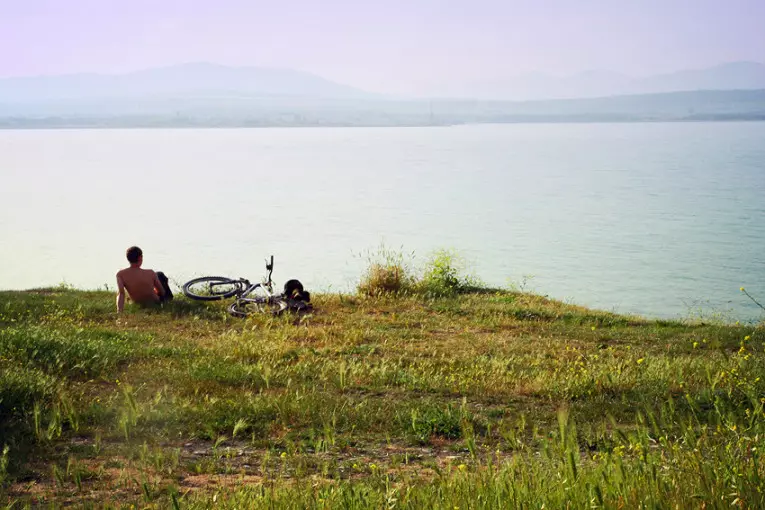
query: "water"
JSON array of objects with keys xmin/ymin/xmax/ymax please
[{"xmin": 1, "ymin": 123, "xmax": 764, "ymax": 321}]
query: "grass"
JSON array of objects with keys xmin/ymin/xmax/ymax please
[
  {"xmin": 356, "ymin": 244, "xmax": 417, "ymax": 296},
  {"xmin": 357, "ymin": 246, "xmax": 483, "ymax": 297},
  {"xmin": 0, "ymin": 278, "xmax": 764, "ymax": 508}
]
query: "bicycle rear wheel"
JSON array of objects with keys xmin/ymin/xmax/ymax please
[
  {"xmin": 229, "ymin": 297, "xmax": 288, "ymax": 317},
  {"xmin": 183, "ymin": 277, "xmax": 242, "ymax": 301}
]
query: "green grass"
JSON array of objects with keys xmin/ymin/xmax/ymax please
[{"xmin": 0, "ymin": 285, "xmax": 763, "ymax": 508}]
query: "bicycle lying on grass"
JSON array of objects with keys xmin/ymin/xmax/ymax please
[{"xmin": 182, "ymin": 256, "xmax": 311, "ymax": 317}]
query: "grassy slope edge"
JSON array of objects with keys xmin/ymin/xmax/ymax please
[{"xmin": 1, "ymin": 288, "xmax": 764, "ymax": 508}]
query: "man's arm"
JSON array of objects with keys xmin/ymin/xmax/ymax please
[
  {"xmin": 116, "ymin": 273, "xmax": 126, "ymax": 313},
  {"xmin": 152, "ymin": 271, "xmax": 165, "ymax": 298}
]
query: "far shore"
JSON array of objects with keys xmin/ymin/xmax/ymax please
[{"xmin": 2, "ymin": 115, "xmax": 765, "ymax": 130}]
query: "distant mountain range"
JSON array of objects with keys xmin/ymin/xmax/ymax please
[
  {"xmin": 0, "ymin": 62, "xmax": 375, "ymax": 104},
  {"xmin": 1, "ymin": 61, "xmax": 765, "ymax": 105},
  {"xmin": 444, "ymin": 61, "xmax": 765, "ymax": 100},
  {"xmin": 1, "ymin": 62, "xmax": 764, "ymax": 127}
]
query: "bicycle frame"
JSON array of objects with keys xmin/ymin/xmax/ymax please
[
  {"xmin": 185, "ymin": 255, "xmax": 302, "ymax": 317},
  {"xmin": 236, "ymin": 256, "xmax": 276, "ymax": 301},
  {"xmin": 198, "ymin": 256, "xmax": 275, "ymax": 299}
]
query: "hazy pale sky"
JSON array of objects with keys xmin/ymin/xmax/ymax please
[{"xmin": 1, "ymin": 0, "xmax": 763, "ymax": 94}]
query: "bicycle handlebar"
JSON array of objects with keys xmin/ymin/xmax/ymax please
[{"xmin": 264, "ymin": 256, "xmax": 274, "ymax": 289}]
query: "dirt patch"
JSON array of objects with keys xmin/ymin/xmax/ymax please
[{"xmin": 181, "ymin": 473, "xmax": 264, "ymax": 490}]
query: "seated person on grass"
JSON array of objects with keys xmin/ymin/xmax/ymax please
[{"xmin": 116, "ymin": 246, "xmax": 172, "ymax": 312}]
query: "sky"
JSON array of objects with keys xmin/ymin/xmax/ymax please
[{"xmin": 1, "ymin": 0, "xmax": 763, "ymax": 95}]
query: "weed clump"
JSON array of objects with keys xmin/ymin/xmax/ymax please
[
  {"xmin": 418, "ymin": 249, "xmax": 481, "ymax": 297},
  {"xmin": 358, "ymin": 264, "xmax": 409, "ymax": 296},
  {"xmin": 400, "ymin": 403, "xmax": 470, "ymax": 444},
  {"xmin": 357, "ymin": 245, "xmax": 416, "ymax": 296},
  {"xmin": 358, "ymin": 245, "xmax": 481, "ymax": 297}
]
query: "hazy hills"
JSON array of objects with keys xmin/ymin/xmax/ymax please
[
  {"xmin": 1, "ymin": 62, "xmax": 764, "ymax": 127},
  {"xmin": 2, "ymin": 61, "xmax": 764, "ymax": 104},
  {"xmin": 447, "ymin": 61, "xmax": 765, "ymax": 100},
  {"xmin": 0, "ymin": 62, "xmax": 375, "ymax": 104}
]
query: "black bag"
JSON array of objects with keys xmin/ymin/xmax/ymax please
[
  {"xmin": 281, "ymin": 279, "xmax": 312, "ymax": 314},
  {"xmin": 283, "ymin": 279, "xmax": 310, "ymax": 302}
]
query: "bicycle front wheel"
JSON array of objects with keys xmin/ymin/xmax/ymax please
[
  {"xmin": 183, "ymin": 276, "xmax": 242, "ymax": 301},
  {"xmin": 229, "ymin": 297, "xmax": 288, "ymax": 318}
]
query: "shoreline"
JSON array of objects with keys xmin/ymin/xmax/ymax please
[{"xmin": 2, "ymin": 117, "xmax": 765, "ymax": 130}]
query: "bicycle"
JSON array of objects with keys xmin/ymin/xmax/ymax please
[{"xmin": 182, "ymin": 255, "xmax": 291, "ymax": 317}]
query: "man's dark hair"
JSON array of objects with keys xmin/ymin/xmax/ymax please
[{"xmin": 126, "ymin": 246, "xmax": 143, "ymax": 264}]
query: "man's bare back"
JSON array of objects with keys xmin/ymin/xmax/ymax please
[
  {"xmin": 116, "ymin": 246, "xmax": 171, "ymax": 312},
  {"xmin": 117, "ymin": 267, "xmax": 163, "ymax": 305}
]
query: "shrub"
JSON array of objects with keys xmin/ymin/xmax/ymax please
[
  {"xmin": 418, "ymin": 249, "xmax": 481, "ymax": 297},
  {"xmin": 358, "ymin": 246, "xmax": 485, "ymax": 297},
  {"xmin": 357, "ymin": 245, "xmax": 416, "ymax": 296}
]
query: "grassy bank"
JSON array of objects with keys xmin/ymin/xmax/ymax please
[{"xmin": 1, "ymin": 282, "xmax": 764, "ymax": 508}]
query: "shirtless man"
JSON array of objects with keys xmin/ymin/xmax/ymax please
[{"xmin": 116, "ymin": 246, "xmax": 172, "ymax": 312}]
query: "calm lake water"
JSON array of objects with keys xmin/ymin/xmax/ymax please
[{"xmin": 1, "ymin": 123, "xmax": 764, "ymax": 321}]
